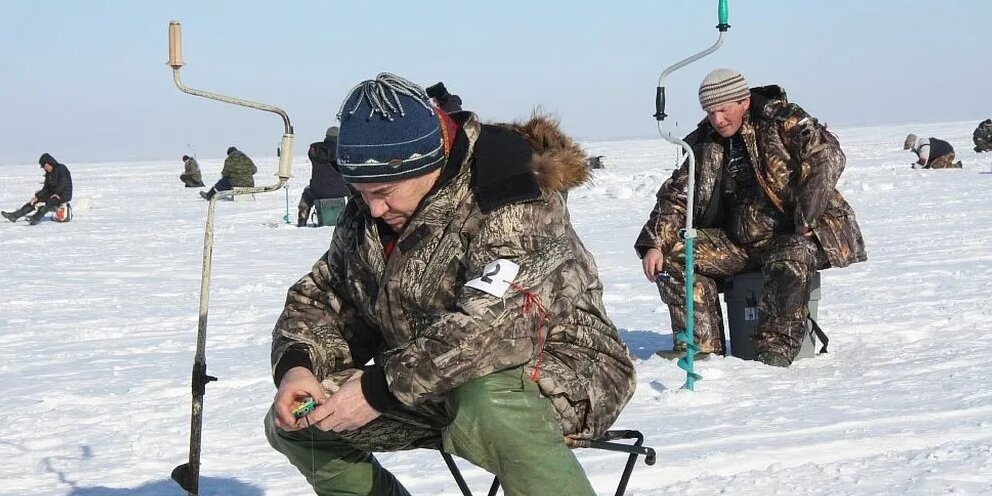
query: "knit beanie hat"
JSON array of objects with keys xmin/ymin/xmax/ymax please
[
  {"xmin": 226, "ymin": 146, "xmax": 237, "ymax": 156},
  {"xmin": 904, "ymin": 134, "xmax": 917, "ymax": 150},
  {"xmin": 336, "ymin": 73, "xmax": 445, "ymax": 184},
  {"xmin": 325, "ymin": 126, "xmax": 339, "ymax": 139},
  {"xmin": 698, "ymin": 68, "xmax": 750, "ymax": 112}
]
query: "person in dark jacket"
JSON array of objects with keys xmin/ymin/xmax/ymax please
[
  {"xmin": 904, "ymin": 134, "xmax": 963, "ymax": 169},
  {"xmin": 180, "ymin": 155, "xmax": 204, "ymax": 188},
  {"xmin": 200, "ymin": 146, "xmax": 258, "ymax": 200},
  {"xmin": 297, "ymin": 127, "xmax": 350, "ymax": 226},
  {"xmin": 2, "ymin": 153, "xmax": 74, "ymax": 225}
]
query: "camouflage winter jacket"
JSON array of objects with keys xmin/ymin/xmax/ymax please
[
  {"xmin": 272, "ymin": 114, "xmax": 635, "ymax": 439},
  {"xmin": 973, "ymin": 119, "xmax": 992, "ymax": 153},
  {"xmin": 221, "ymin": 150, "xmax": 257, "ymax": 187},
  {"xmin": 635, "ymin": 85, "xmax": 867, "ymax": 269},
  {"xmin": 182, "ymin": 157, "xmax": 202, "ymax": 183}
]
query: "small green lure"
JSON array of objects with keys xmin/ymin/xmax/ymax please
[{"xmin": 291, "ymin": 397, "xmax": 317, "ymax": 419}]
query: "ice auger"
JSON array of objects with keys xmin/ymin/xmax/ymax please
[
  {"xmin": 166, "ymin": 21, "xmax": 294, "ymax": 496},
  {"xmin": 653, "ymin": 0, "xmax": 730, "ymax": 391}
]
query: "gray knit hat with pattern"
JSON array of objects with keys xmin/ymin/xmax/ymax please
[{"xmin": 698, "ymin": 68, "xmax": 750, "ymax": 112}]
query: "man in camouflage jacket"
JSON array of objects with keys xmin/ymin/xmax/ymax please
[
  {"xmin": 200, "ymin": 146, "xmax": 258, "ymax": 200},
  {"xmin": 266, "ymin": 74, "xmax": 634, "ymax": 496},
  {"xmin": 635, "ymin": 68, "xmax": 866, "ymax": 367}
]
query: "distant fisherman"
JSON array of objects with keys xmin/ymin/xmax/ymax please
[
  {"xmin": 972, "ymin": 119, "xmax": 992, "ymax": 153},
  {"xmin": 296, "ymin": 127, "xmax": 349, "ymax": 227},
  {"xmin": 2, "ymin": 153, "xmax": 74, "ymax": 225},
  {"xmin": 180, "ymin": 154, "xmax": 204, "ymax": 188},
  {"xmin": 904, "ymin": 134, "xmax": 963, "ymax": 169},
  {"xmin": 200, "ymin": 146, "xmax": 257, "ymax": 200}
]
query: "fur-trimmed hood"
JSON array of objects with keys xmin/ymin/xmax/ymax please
[
  {"xmin": 505, "ymin": 115, "xmax": 590, "ymax": 191},
  {"xmin": 466, "ymin": 114, "xmax": 590, "ymax": 214}
]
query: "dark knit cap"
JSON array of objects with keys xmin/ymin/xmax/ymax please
[
  {"xmin": 38, "ymin": 153, "xmax": 56, "ymax": 168},
  {"xmin": 335, "ymin": 73, "xmax": 444, "ymax": 184},
  {"xmin": 226, "ymin": 146, "xmax": 237, "ymax": 156}
]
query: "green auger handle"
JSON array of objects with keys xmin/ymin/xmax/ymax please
[{"xmin": 718, "ymin": 0, "xmax": 729, "ymax": 30}]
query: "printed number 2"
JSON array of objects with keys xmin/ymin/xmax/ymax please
[
  {"xmin": 466, "ymin": 259, "xmax": 519, "ymax": 297},
  {"xmin": 480, "ymin": 263, "xmax": 501, "ymax": 284}
]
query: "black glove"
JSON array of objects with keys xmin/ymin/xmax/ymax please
[{"xmin": 975, "ymin": 146, "xmax": 985, "ymax": 153}]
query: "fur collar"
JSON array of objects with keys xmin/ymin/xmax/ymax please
[{"xmin": 472, "ymin": 115, "xmax": 589, "ymax": 213}]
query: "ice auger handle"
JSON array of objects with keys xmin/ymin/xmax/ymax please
[
  {"xmin": 168, "ymin": 21, "xmax": 183, "ymax": 69},
  {"xmin": 654, "ymin": 87, "xmax": 667, "ymax": 121}
]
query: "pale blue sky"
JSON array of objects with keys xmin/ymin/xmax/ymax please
[{"xmin": 1, "ymin": 0, "xmax": 989, "ymax": 165}]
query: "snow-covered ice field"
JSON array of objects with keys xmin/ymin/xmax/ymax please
[{"xmin": 2, "ymin": 120, "xmax": 991, "ymax": 495}]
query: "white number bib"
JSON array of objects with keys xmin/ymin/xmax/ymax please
[{"xmin": 465, "ymin": 259, "xmax": 520, "ymax": 297}]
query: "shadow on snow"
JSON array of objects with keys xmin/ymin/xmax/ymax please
[
  {"xmin": 618, "ymin": 328, "xmax": 672, "ymax": 360},
  {"xmin": 66, "ymin": 477, "xmax": 264, "ymax": 496}
]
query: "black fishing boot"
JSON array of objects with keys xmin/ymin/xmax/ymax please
[
  {"xmin": 28, "ymin": 204, "xmax": 54, "ymax": 225},
  {"xmin": 2, "ymin": 203, "xmax": 35, "ymax": 222}
]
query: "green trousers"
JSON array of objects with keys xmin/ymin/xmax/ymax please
[{"xmin": 265, "ymin": 368, "xmax": 595, "ymax": 496}]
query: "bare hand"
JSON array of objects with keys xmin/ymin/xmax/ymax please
[
  {"xmin": 314, "ymin": 371, "xmax": 381, "ymax": 432},
  {"xmin": 641, "ymin": 248, "xmax": 664, "ymax": 282},
  {"xmin": 272, "ymin": 366, "xmax": 327, "ymax": 431}
]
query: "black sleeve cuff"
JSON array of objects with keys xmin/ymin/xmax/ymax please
[
  {"xmin": 273, "ymin": 346, "xmax": 313, "ymax": 387},
  {"xmin": 361, "ymin": 365, "xmax": 404, "ymax": 413}
]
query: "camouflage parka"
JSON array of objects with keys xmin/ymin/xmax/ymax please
[
  {"xmin": 182, "ymin": 157, "xmax": 203, "ymax": 184},
  {"xmin": 635, "ymin": 85, "xmax": 867, "ymax": 269},
  {"xmin": 222, "ymin": 150, "xmax": 257, "ymax": 187},
  {"xmin": 272, "ymin": 114, "xmax": 635, "ymax": 439},
  {"xmin": 973, "ymin": 119, "xmax": 992, "ymax": 153}
]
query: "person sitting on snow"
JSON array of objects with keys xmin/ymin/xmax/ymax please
[
  {"xmin": 265, "ymin": 73, "xmax": 635, "ymax": 496},
  {"xmin": 2, "ymin": 153, "xmax": 73, "ymax": 225},
  {"xmin": 200, "ymin": 146, "xmax": 257, "ymax": 200},
  {"xmin": 904, "ymin": 134, "xmax": 963, "ymax": 169},
  {"xmin": 635, "ymin": 68, "xmax": 867, "ymax": 367},
  {"xmin": 296, "ymin": 126, "xmax": 350, "ymax": 227},
  {"xmin": 972, "ymin": 119, "xmax": 992, "ymax": 153},
  {"xmin": 180, "ymin": 155, "xmax": 204, "ymax": 188}
]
